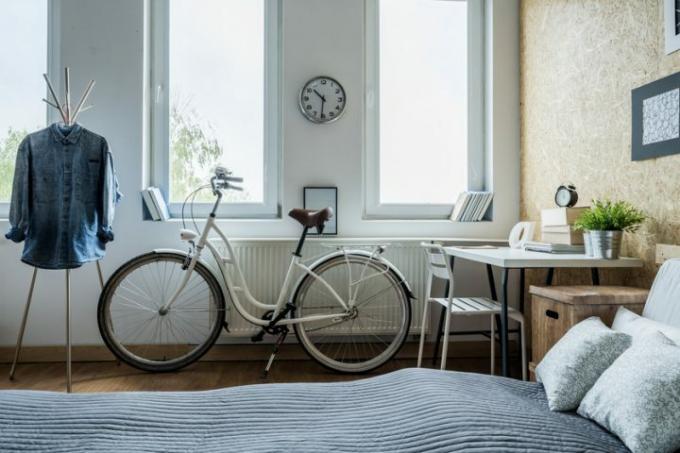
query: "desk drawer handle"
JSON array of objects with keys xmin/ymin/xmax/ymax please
[{"xmin": 545, "ymin": 309, "xmax": 559, "ymax": 320}]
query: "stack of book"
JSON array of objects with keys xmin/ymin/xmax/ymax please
[
  {"xmin": 541, "ymin": 207, "xmax": 588, "ymax": 244},
  {"xmin": 525, "ymin": 207, "xmax": 587, "ymax": 254},
  {"xmin": 524, "ymin": 241, "xmax": 585, "ymax": 254},
  {"xmin": 450, "ymin": 191, "xmax": 494, "ymax": 222},
  {"xmin": 142, "ymin": 187, "xmax": 170, "ymax": 221}
]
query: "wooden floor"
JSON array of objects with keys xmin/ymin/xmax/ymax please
[{"xmin": 0, "ymin": 357, "xmax": 510, "ymax": 393}]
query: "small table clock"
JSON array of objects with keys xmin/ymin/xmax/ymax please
[
  {"xmin": 299, "ymin": 76, "xmax": 346, "ymax": 124},
  {"xmin": 555, "ymin": 184, "xmax": 578, "ymax": 208}
]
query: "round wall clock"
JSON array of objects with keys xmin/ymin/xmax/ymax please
[{"xmin": 299, "ymin": 76, "xmax": 346, "ymax": 124}]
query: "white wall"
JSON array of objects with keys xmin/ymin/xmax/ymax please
[{"xmin": 0, "ymin": 0, "xmax": 519, "ymax": 346}]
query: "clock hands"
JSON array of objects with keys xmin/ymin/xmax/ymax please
[
  {"xmin": 313, "ymin": 89, "xmax": 326, "ymax": 103},
  {"xmin": 313, "ymin": 89, "xmax": 326, "ymax": 118}
]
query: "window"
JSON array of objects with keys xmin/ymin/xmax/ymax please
[
  {"xmin": 151, "ymin": 0, "xmax": 280, "ymax": 218},
  {"xmin": 0, "ymin": 1, "xmax": 48, "ymax": 212},
  {"xmin": 365, "ymin": 0, "xmax": 485, "ymax": 219}
]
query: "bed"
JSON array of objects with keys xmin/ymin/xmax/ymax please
[{"xmin": 0, "ymin": 368, "xmax": 627, "ymax": 452}]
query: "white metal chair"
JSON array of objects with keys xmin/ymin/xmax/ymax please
[{"xmin": 417, "ymin": 243, "xmax": 527, "ymax": 380}]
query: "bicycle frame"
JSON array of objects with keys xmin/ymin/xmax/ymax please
[{"xmin": 160, "ymin": 214, "xmax": 389, "ymax": 328}]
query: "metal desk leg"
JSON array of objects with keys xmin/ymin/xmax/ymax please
[
  {"xmin": 9, "ymin": 268, "xmax": 38, "ymax": 380},
  {"xmin": 432, "ymin": 305, "xmax": 446, "ymax": 366},
  {"xmin": 519, "ymin": 268, "xmax": 525, "ymax": 313},
  {"xmin": 487, "ymin": 264, "xmax": 502, "ymax": 358},
  {"xmin": 500, "ymin": 268, "xmax": 509, "ymax": 377},
  {"xmin": 432, "ymin": 256, "xmax": 455, "ymax": 366},
  {"xmin": 545, "ymin": 267, "xmax": 554, "ymax": 286},
  {"xmin": 591, "ymin": 268, "xmax": 600, "ymax": 285},
  {"xmin": 66, "ymin": 270, "xmax": 72, "ymax": 393},
  {"xmin": 518, "ymin": 268, "xmax": 525, "ymax": 375},
  {"xmin": 486, "ymin": 264, "xmax": 497, "ymax": 300}
]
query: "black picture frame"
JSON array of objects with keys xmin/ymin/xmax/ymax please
[
  {"xmin": 303, "ymin": 187, "xmax": 338, "ymax": 235},
  {"xmin": 632, "ymin": 71, "xmax": 680, "ymax": 161}
]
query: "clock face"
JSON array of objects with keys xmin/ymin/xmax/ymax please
[
  {"xmin": 555, "ymin": 189, "xmax": 571, "ymax": 207},
  {"xmin": 299, "ymin": 76, "xmax": 346, "ymax": 123},
  {"xmin": 555, "ymin": 185, "xmax": 577, "ymax": 207}
]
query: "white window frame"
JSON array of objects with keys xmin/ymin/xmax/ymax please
[
  {"xmin": 149, "ymin": 0, "xmax": 281, "ymax": 219},
  {"xmin": 0, "ymin": 0, "xmax": 57, "ymax": 218},
  {"xmin": 364, "ymin": 0, "xmax": 486, "ymax": 220}
]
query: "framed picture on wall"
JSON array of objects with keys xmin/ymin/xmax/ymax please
[
  {"xmin": 632, "ymin": 71, "xmax": 680, "ymax": 161},
  {"xmin": 665, "ymin": 0, "xmax": 680, "ymax": 54},
  {"xmin": 303, "ymin": 187, "xmax": 338, "ymax": 235}
]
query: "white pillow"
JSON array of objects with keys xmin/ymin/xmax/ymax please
[
  {"xmin": 612, "ymin": 306, "xmax": 680, "ymax": 344},
  {"xmin": 535, "ymin": 317, "xmax": 631, "ymax": 411},
  {"xmin": 578, "ymin": 332, "xmax": 680, "ymax": 453},
  {"xmin": 611, "ymin": 306, "xmax": 640, "ymax": 330}
]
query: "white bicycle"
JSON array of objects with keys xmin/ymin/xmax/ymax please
[{"xmin": 98, "ymin": 168, "xmax": 413, "ymax": 374}]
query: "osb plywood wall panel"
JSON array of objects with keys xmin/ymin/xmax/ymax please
[{"xmin": 521, "ymin": 0, "xmax": 680, "ymax": 288}]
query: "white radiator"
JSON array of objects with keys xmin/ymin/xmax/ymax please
[{"xmin": 210, "ymin": 239, "xmax": 429, "ymax": 336}]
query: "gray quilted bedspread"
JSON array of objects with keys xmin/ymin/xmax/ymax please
[{"xmin": 0, "ymin": 368, "xmax": 627, "ymax": 452}]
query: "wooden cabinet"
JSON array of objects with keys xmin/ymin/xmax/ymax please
[{"xmin": 529, "ymin": 285, "xmax": 648, "ymax": 374}]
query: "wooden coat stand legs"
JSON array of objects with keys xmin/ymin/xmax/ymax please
[{"xmin": 8, "ymin": 261, "xmax": 104, "ymax": 393}]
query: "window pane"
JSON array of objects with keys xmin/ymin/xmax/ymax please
[
  {"xmin": 0, "ymin": 1, "xmax": 47, "ymax": 202},
  {"xmin": 379, "ymin": 0, "xmax": 467, "ymax": 204},
  {"xmin": 169, "ymin": 0, "xmax": 264, "ymax": 203}
]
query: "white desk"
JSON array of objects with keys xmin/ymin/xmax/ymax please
[{"xmin": 442, "ymin": 246, "xmax": 644, "ymax": 377}]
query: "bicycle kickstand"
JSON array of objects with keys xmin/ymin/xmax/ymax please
[{"xmin": 261, "ymin": 327, "xmax": 288, "ymax": 379}]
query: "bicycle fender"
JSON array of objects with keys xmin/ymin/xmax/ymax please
[
  {"xmin": 151, "ymin": 248, "xmax": 219, "ymax": 278},
  {"xmin": 289, "ymin": 249, "xmax": 415, "ymax": 302}
]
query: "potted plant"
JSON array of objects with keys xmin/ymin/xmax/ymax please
[{"xmin": 573, "ymin": 200, "xmax": 646, "ymax": 259}]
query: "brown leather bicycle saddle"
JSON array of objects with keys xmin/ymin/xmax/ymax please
[{"xmin": 288, "ymin": 207, "xmax": 334, "ymax": 229}]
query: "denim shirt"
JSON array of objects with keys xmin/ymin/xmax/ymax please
[{"xmin": 5, "ymin": 123, "xmax": 122, "ymax": 269}]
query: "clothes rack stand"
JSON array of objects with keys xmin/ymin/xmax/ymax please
[{"xmin": 8, "ymin": 68, "xmax": 98, "ymax": 393}]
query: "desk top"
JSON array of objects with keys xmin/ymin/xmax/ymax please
[{"xmin": 443, "ymin": 246, "xmax": 644, "ymax": 269}]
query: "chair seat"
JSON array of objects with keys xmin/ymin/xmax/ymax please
[{"xmin": 429, "ymin": 296, "xmax": 524, "ymax": 320}]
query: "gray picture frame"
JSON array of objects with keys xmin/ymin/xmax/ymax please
[
  {"xmin": 303, "ymin": 187, "xmax": 338, "ymax": 235},
  {"xmin": 632, "ymin": 71, "xmax": 680, "ymax": 161}
]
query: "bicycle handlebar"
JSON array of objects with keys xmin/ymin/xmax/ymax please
[{"xmin": 211, "ymin": 167, "xmax": 244, "ymax": 194}]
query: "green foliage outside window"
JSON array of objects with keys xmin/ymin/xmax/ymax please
[
  {"xmin": 170, "ymin": 101, "xmax": 250, "ymax": 203},
  {"xmin": 0, "ymin": 128, "xmax": 28, "ymax": 201}
]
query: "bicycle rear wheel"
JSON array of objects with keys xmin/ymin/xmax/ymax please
[
  {"xmin": 292, "ymin": 253, "xmax": 411, "ymax": 373},
  {"xmin": 98, "ymin": 252, "xmax": 225, "ymax": 372}
]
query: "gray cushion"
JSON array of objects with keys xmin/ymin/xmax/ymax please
[
  {"xmin": 536, "ymin": 317, "xmax": 631, "ymax": 411},
  {"xmin": 578, "ymin": 332, "xmax": 680, "ymax": 453}
]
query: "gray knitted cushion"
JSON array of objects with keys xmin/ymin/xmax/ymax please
[
  {"xmin": 578, "ymin": 332, "xmax": 680, "ymax": 453},
  {"xmin": 536, "ymin": 317, "xmax": 631, "ymax": 411}
]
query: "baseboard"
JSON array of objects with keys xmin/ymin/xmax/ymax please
[{"xmin": 0, "ymin": 340, "xmax": 520, "ymax": 364}]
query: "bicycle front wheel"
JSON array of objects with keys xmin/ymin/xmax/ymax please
[
  {"xmin": 292, "ymin": 253, "xmax": 411, "ymax": 373},
  {"xmin": 98, "ymin": 252, "xmax": 225, "ymax": 372}
]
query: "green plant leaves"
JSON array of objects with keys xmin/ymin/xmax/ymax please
[{"xmin": 573, "ymin": 200, "xmax": 646, "ymax": 232}]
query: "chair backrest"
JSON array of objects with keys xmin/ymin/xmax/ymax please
[
  {"xmin": 420, "ymin": 242, "xmax": 453, "ymax": 282},
  {"xmin": 643, "ymin": 258, "xmax": 680, "ymax": 328}
]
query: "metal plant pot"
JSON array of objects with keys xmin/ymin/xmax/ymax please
[
  {"xmin": 583, "ymin": 232, "xmax": 593, "ymax": 257},
  {"xmin": 589, "ymin": 230, "xmax": 623, "ymax": 259}
]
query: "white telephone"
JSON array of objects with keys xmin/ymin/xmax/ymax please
[{"xmin": 508, "ymin": 221, "xmax": 536, "ymax": 249}]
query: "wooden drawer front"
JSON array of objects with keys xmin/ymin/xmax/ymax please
[
  {"xmin": 531, "ymin": 296, "xmax": 571, "ymax": 364},
  {"xmin": 531, "ymin": 295, "xmax": 644, "ymax": 364}
]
